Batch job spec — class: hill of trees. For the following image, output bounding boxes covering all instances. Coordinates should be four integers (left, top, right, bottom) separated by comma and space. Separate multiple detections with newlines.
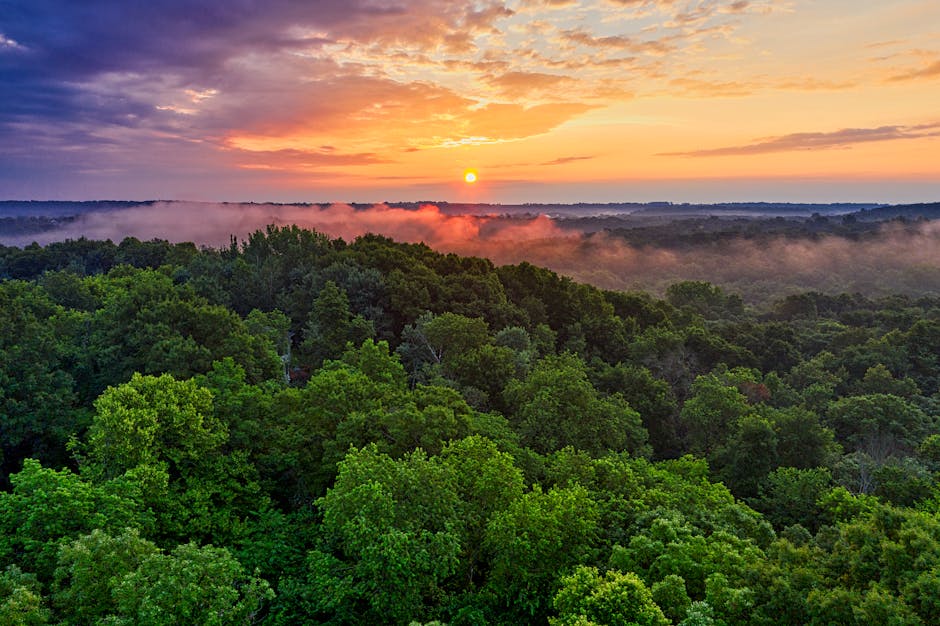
1, 226, 939, 624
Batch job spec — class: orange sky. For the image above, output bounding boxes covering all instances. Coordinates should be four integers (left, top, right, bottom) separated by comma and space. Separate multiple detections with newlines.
1, 0, 938, 202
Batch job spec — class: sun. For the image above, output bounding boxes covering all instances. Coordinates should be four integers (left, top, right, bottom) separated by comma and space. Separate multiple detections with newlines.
463, 169, 478, 184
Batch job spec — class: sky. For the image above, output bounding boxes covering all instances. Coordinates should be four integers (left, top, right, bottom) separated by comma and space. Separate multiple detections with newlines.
1, 0, 938, 203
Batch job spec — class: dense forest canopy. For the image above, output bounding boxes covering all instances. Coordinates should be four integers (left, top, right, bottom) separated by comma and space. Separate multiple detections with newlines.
1, 225, 939, 624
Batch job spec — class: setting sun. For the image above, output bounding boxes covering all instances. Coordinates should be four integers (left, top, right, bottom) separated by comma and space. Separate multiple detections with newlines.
464, 170, 478, 184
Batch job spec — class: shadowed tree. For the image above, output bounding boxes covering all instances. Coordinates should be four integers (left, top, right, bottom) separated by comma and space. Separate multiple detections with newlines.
299, 281, 374, 368
505, 353, 649, 457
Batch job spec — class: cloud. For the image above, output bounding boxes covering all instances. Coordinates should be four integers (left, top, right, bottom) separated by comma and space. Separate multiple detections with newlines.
484, 71, 578, 96
605, 0, 676, 6
561, 29, 674, 55
0, 1, 516, 130
0, 33, 25, 50
222, 76, 594, 153
866, 39, 907, 49
541, 155, 596, 166
0, 0, 874, 195
0, 0, 609, 181
662, 123, 940, 157
667, 76, 753, 97
519, 0, 580, 9
773, 77, 856, 91
538, 222, 940, 300
233, 148, 389, 170
888, 60, 940, 82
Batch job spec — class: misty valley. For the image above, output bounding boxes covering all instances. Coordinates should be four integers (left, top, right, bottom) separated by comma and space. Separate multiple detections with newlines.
3, 199, 940, 304
0, 207, 939, 624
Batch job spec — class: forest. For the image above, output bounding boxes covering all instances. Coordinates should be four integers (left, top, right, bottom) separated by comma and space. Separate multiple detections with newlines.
0, 225, 939, 625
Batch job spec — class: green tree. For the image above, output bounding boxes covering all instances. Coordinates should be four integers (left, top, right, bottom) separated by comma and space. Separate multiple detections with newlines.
552, 566, 670, 626
84, 373, 222, 480
826, 394, 931, 459
484, 484, 600, 622
592, 363, 680, 458
713, 414, 779, 498
0, 281, 80, 479
651, 574, 692, 624
0, 460, 149, 581
396, 312, 490, 384
853, 364, 920, 398
678, 601, 717, 626
300, 281, 374, 368
768, 406, 840, 470
82, 373, 263, 543
52, 528, 159, 624
680, 374, 750, 455
753, 467, 832, 531
298, 446, 462, 625
439, 436, 524, 587
666, 281, 743, 320
0, 566, 49, 626
505, 353, 649, 457
87, 266, 282, 391
108, 542, 272, 625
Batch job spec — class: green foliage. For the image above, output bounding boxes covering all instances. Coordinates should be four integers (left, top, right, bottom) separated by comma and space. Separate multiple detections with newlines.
827, 393, 932, 458
505, 353, 650, 457
552, 566, 670, 626
592, 362, 680, 458
340, 338, 408, 387
713, 413, 779, 497
86, 267, 283, 391
610, 515, 766, 602
666, 281, 744, 320
106, 541, 272, 625
678, 601, 716, 626
484, 484, 600, 621
767, 405, 841, 470
300, 281, 375, 367
0, 566, 49, 626
53, 528, 159, 623
680, 373, 750, 455
753, 467, 832, 530
86, 372, 222, 479
83, 373, 263, 543
4, 228, 940, 625
854, 363, 921, 398
439, 436, 524, 586
296, 445, 462, 624
0, 459, 150, 582
0, 281, 80, 476
651, 574, 692, 624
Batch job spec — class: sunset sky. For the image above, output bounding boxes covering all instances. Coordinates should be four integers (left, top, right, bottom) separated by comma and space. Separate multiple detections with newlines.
1, 0, 938, 203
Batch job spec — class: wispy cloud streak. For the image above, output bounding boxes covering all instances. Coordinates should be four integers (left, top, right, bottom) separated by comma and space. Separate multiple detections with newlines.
663, 124, 940, 157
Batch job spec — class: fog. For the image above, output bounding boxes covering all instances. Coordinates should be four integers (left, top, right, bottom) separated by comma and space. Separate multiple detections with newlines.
7, 202, 940, 303
8, 202, 566, 249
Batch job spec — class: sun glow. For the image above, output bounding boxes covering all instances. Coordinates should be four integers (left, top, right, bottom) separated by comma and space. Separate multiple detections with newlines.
464, 170, 478, 184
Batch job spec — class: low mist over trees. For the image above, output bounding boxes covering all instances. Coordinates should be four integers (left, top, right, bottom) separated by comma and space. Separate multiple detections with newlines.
1, 225, 939, 624
4, 202, 940, 306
